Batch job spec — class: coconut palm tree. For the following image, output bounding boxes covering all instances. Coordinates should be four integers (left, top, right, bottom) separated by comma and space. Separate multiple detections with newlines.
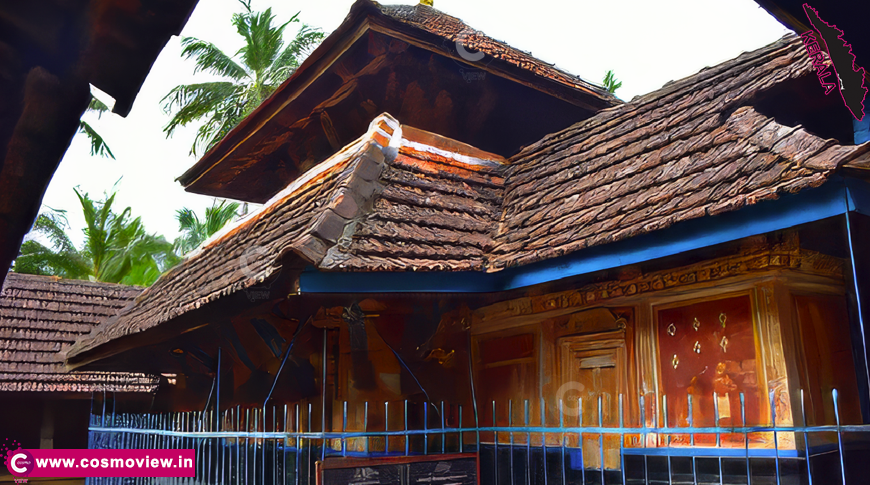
79, 95, 115, 158
174, 199, 241, 255
76, 189, 178, 285
13, 210, 91, 280
14, 189, 178, 286
162, 0, 324, 155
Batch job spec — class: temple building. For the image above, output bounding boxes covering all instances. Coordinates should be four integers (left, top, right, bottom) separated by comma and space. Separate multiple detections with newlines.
65, 1, 870, 483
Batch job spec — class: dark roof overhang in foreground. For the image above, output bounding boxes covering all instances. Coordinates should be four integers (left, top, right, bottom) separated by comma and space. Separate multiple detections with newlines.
67, 33, 870, 371
1, 273, 156, 393
178, 0, 620, 203
753, 0, 870, 69
0, 0, 200, 290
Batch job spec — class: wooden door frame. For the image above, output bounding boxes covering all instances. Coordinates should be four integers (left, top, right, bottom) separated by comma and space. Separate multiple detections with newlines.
557, 330, 629, 415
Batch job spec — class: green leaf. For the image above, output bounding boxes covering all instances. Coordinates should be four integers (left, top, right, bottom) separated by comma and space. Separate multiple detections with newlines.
87, 95, 111, 117
163, 3, 323, 154
173, 199, 240, 255
603, 69, 623, 94
180, 37, 250, 81
79, 120, 115, 159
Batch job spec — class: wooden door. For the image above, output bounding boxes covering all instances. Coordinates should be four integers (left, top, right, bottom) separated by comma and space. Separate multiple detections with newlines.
560, 334, 626, 470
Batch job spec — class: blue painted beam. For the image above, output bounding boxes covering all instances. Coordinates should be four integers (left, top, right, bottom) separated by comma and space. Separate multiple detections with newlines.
299, 177, 870, 294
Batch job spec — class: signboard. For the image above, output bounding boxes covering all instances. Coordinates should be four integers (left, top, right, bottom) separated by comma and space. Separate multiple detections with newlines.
316, 453, 478, 485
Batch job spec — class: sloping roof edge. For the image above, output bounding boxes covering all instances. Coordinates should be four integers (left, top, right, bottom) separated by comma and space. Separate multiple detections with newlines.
65, 113, 405, 367
1, 272, 157, 393
176, 0, 618, 192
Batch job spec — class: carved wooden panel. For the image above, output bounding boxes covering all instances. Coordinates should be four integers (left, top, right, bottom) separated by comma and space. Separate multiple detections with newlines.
656, 295, 762, 446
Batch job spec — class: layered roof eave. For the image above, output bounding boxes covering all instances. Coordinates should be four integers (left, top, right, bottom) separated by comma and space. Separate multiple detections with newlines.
67, 33, 870, 370
176, 0, 618, 198
0, 272, 157, 393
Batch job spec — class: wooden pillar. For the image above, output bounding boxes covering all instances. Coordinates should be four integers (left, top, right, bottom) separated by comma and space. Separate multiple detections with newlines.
844, 211, 870, 422
39, 400, 54, 449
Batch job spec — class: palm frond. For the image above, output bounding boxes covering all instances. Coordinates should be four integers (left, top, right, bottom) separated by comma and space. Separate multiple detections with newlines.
78, 121, 115, 159
189, 106, 248, 156
14, 210, 91, 279
204, 200, 241, 236
266, 22, 324, 85
31, 210, 76, 255
173, 200, 239, 255
161, 82, 243, 139
87, 96, 111, 118
234, 7, 292, 75
180, 37, 249, 80
14, 240, 91, 279
164, 2, 322, 155
76, 188, 116, 278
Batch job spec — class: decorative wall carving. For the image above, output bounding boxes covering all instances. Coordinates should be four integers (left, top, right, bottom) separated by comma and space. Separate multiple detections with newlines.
473, 233, 843, 326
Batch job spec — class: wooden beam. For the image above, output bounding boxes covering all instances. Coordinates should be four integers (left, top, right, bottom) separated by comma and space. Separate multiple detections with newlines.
320, 111, 341, 151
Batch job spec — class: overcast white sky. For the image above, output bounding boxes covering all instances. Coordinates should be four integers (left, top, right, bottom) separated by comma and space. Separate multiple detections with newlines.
41, 0, 790, 247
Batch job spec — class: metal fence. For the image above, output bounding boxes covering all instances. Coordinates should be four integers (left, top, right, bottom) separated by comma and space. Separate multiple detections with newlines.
88, 389, 870, 485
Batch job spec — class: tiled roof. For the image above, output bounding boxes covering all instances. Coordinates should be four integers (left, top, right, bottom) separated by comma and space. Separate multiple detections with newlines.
320, 125, 505, 272
178, 0, 618, 201
68, 115, 408, 361
374, 2, 617, 102
490, 34, 870, 270
68, 34, 870, 364
0, 272, 156, 392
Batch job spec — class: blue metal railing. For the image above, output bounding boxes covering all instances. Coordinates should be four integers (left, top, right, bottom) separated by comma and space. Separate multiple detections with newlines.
87, 389, 870, 485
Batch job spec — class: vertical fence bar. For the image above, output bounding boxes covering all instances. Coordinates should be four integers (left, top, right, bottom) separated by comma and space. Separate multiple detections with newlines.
222, 410, 227, 485
741, 393, 750, 485
834, 389, 847, 485
424, 402, 429, 456
619, 394, 625, 485
441, 401, 446, 454
364, 401, 369, 455
579, 397, 585, 485
405, 400, 409, 456
663, 395, 672, 485
237, 406, 242, 485
459, 405, 464, 453
525, 399, 531, 485
509, 399, 515, 485
209, 410, 215, 485
245, 408, 251, 485
295, 404, 300, 485
281, 403, 292, 485
714, 392, 723, 485
641, 393, 648, 485
307, 403, 312, 485
800, 390, 813, 485
541, 397, 548, 485
274, 405, 278, 485
385, 401, 390, 455
342, 401, 348, 458
494, 400, 499, 485
688, 393, 697, 485
770, 390, 781, 485
559, 400, 566, 485
321, 327, 328, 464
255, 407, 260, 485
598, 395, 604, 485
